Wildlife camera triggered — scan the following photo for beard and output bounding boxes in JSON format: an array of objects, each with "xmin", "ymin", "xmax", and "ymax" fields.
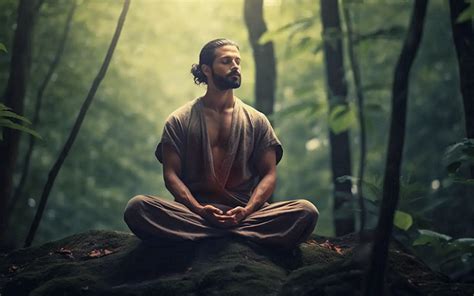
[{"xmin": 211, "ymin": 69, "xmax": 241, "ymax": 90}]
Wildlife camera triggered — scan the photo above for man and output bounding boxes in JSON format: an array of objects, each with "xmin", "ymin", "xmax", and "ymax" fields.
[{"xmin": 124, "ymin": 38, "xmax": 318, "ymax": 249}]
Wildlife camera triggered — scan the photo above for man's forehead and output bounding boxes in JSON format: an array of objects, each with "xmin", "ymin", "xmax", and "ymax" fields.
[{"xmin": 215, "ymin": 45, "xmax": 240, "ymax": 58}]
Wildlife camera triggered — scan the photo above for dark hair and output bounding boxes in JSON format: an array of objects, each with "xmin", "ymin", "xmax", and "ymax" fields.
[{"xmin": 191, "ymin": 38, "xmax": 240, "ymax": 85}]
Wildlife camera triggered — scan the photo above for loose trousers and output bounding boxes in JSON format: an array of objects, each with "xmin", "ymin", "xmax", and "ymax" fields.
[{"xmin": 124, "ymin": 195, "xmax": 319, "ymax": 249}]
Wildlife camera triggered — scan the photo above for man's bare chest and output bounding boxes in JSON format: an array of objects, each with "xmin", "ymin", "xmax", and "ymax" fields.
[{"xmin": 203, "ymin": 109, "xmax": 233, "ymax": 148}]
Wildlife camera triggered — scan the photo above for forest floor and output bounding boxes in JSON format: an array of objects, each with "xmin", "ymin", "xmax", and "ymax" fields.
[{"xmin": 0, "ymin": 230, "xmax": 473, "ymax": 296}]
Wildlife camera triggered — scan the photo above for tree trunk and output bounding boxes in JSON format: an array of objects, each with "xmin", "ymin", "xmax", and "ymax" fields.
[
  {"xmin": 342, "ymin": 1, "xmax": 367, "ymax": 236},
  {"xmin": 24, "ymin": 0, "xmax": 131, "ymax": 247},
  {"xmin": 7, "ymin": 1, "xmax": 77, "ymax": 231},
  {"xmin": 364, "ymin": 1, "xmax": 428, "ymax": 295},
  {"xmin": 243, "ymin": 0, "xmax": 277, "ymax": 119},
  {"xmin": 0, "ymin": 0, "xmax": 38, "ymax": 243},
  {"xmin": 320, "ymin": 0, "xmax": 355, "ymax": 236},
  {"xmin": 449, "ymin": 0, "xmax": 474, "ymax": 179}
]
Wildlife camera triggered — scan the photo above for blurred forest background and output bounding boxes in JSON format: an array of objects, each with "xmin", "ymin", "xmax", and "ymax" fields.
[{"xmin": 0, "ymin": 0, "xmax": 473, "ymax": 280}]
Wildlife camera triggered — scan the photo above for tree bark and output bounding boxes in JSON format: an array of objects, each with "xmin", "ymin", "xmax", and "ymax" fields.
[
  {"xmin": 7, "ymin": 1, "xmax": 77, "ymax": 230},
  {"xmin": 24, "ymin": 0, "xmax": 131, "ymax": 247},
  {"xmin": 449, "ymin": 0, "xmax": 474, "ymax": 179},
  {"xmin": 342, "ymin": 1, "xmax": 367, "ymax": 235},
  {"xmin": 243, "ymin": 0, "xmax": 277, "ymax": 119},
  {"xmin": 364, "ymin": 1, "xmax": 428, "ymax": 295},
  {"xmin": 0, "ymin": 0, "xmax": 38, "ymax": 243},
  {"xmin": 320, "ymin": 0, "xmax": 355, "ymax": 236}
]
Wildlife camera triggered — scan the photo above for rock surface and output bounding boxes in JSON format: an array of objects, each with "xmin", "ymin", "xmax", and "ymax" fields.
[{"xmin": 0, "ymin": 230, "xmax": 472, "ymax": 296}]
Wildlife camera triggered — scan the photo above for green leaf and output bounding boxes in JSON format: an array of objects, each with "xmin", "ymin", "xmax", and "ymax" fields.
[
  {"xmin": 0, "ymin": 42, "xmax": 6, "ymax": 53},
  {"xmin": 394, "ymin": 210, "xmax": 413, "ymax": 230},
  {"xmin": 0, "ymin": 103, "xmax": 12, "ymax": 111},
  {"xmin": 457, "ymin": 2, "xmax": 474, "ymax": 23},
  {"xmin": 413, "ymin": 229, "xmax": 452, "ymax": 246},
  {"xmin": 329, "ymin": 104, "xmax": 356, "ymax": 134},
  {"xmin": 0, "ymin": 110, "xmax": 32, "ymax": 124},
  {"xmin": 451, "ymin": 177, "xmax": 474, "ymax": 186},
  {"xmin": 0, "ymin": 120, "xmax": 42, "ymax": 139}
]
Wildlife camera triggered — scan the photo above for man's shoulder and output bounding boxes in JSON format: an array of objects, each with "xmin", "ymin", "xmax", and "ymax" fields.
[
  {"xmin": 237, "ymin": 98, "xmax": 268, "ymax": 122},
  {"xmin": 166, "ymin": 97, "xmax": 200, "ymax": 122}
]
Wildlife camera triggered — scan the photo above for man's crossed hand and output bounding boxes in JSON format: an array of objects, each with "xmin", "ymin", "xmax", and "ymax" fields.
[{"xmin": 198, "ymin": 205, "xmax": 249, "ymax": 228}]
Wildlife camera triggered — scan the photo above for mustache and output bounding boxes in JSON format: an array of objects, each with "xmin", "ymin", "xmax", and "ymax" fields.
[{"xmin": 227, "ymin": 71, "xmax": 241, "ymax": 77}]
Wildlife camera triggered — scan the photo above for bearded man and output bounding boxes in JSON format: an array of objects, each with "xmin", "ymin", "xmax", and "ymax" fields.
[{"xmin": 124, "ymin": 38, "xmax": 318, "ymax": 249}]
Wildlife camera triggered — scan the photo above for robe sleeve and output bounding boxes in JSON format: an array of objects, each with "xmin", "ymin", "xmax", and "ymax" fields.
[
  {"xmin": 255, "ymin": 114, "xmax": 283, "ymax": 165},
  {"xmin": 155, "ymin": 115, "xmax": 185, "ymax": 164}
]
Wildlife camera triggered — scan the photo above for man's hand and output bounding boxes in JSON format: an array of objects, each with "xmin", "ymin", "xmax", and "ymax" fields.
[
  {"xmin": 225, "ymin": 206, "xmax": 249, "ymax": 225},
  {"xmin": 198, "ymin": 205, "xmax": 236, "ymax": 228}
]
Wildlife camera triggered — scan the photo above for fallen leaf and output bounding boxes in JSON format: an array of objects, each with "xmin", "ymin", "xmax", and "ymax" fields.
[
  {"xmin": 87, "ymin": 248, "xmax": 115, "ymax": 259},
  {"xmin": 57, "ymin": 247, "xmax": 72, "ymax": 255},
  {"xmin": 55, "ymin": 247, "xmax": 74, "ymax": 259},
  {"xmin": 88, "ymin": 249, "xmax": 102, "ymax": 258},
  {"xmin": 8, "ymin": 265, "xmax": 18, "ymax": 273},
  {"xmin": 319, "ymin": 240, "xmax": 344, "ymax": 255}
]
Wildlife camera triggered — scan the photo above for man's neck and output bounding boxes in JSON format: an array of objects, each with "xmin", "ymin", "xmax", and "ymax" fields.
[{"xmin": 202, "ymin": 87, "xmax": 235, "ymax": 113}]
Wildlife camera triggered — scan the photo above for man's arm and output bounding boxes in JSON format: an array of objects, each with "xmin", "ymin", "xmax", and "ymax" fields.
[
  {"xmin": 245, "ymin": 147, "xmax": 277, "ymax": 213},
  {"xmin": 162, "ymin": 143, "xmax": 204, "ymax": 215}
]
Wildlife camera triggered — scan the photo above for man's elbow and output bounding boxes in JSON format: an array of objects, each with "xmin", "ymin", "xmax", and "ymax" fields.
[{"xmin": 163, "ymin": 172, "xmax": 177, "ymax": 190}]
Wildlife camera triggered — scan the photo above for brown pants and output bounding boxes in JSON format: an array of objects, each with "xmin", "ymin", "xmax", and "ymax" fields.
[{"xmin": 123, "ymin": 195, "xmax": 319, "ymax": 249}]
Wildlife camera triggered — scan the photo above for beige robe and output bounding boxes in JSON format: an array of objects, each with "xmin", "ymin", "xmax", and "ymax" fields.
[{"xmin": 155, "ymin": 97, "xmax": 283, "ymax": 207}]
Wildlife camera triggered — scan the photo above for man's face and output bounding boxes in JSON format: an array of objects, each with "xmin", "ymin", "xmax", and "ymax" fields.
[{"xmin": 209, "ymin": 45, "xmax": 241, "ymax": 90}]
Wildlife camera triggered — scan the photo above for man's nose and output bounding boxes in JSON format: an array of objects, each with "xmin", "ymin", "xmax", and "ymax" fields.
[{"xmin": 231, "ymin": 60, "xmax": 240, "ymax": 70}]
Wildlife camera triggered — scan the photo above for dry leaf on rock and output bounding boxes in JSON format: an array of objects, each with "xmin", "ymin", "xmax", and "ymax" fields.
[
  {"xmin": 319, "ymin": 240, "xmax": 344, "ymax": 255},
  {"xmin": 87, "ymin": 248, "xmax": 114, "ymax": 259},
  {"xmin": 55, "ymin": 247, "xmax": 74, "ymax": 259}
]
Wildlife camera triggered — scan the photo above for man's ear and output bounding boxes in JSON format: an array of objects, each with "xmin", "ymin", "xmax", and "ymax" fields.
[{"xmin": 202, "ymin": 64, "xmax": 212, "ymax": 80}]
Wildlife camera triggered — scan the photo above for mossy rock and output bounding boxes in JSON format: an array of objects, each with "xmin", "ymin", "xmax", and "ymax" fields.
[{"xmin": 0, "ymin": 230, "xmax": 472, "ymax": 295}]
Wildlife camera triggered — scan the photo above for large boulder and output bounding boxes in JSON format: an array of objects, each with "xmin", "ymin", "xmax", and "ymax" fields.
[{"xmin": 0, "ymin": 230, "xmax": 472, "ymax": 296}]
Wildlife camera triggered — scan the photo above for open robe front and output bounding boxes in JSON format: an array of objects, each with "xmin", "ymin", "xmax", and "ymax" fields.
[{"xmin": 155, "ymin": 97, "xmax": 283, "ymax": 207}]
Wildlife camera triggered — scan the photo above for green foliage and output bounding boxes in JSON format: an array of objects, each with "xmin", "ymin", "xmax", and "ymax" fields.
[
  {"xmin": 411, "ymin": 229, "xmax": 474, "ymax": 280},
  {"xmin": 457, "ymin": 1, "xmax": 474, "ymax": 23},
  {"xmin": 328, "ymin": 103, "xmax": 357, "ymax": 134},
  {"xmin": 0, "ymin": 103, "xmax": 41, "ymax": 141},
  {"xmin": 443, "ymin": 138, "xmax": 474, "ymax": 185},
  {"xmin": 413, "ymin": 229, "xmax": 452, "ymax": 246},
  {"xmin": 0, "ymin": 42, "xmax": 6, "ymax": 53},
  {"xmin": 393, "ymin": 210, "xmax": 413, "ymax": 231}
]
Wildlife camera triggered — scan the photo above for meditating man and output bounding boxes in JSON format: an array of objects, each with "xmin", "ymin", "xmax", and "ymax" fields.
[{"xmin": 124, "ymin": 38, "xmax": 318, "ymax": 248}]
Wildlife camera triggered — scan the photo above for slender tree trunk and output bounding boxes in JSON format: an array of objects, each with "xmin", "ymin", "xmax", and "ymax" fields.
[
  {"xmin": 24, "ymin": 0, "xmax": 131, "ymax": 247},
  {"xmin": 320, "ymin": 0, "xmax": 355, "ymax": 236},
  {"xmin": 342, "ymin": 1, "xmax": 367, "ymax": 235},
  {"xmin": 0, "ymin": 0, "xmax": 38, "ymax": 243},
  {"xmin": 449, "ymin": 0, "xmax": 474, "ymax": 179},
  {"xmin": 364, "ymin": 1, "xmax": 428, "ymax": 295},
  {"xmin": 243, "ymin": 0, "xmax": 277, "ymax": 119},
  {"xmin": 7, "ymin": 1, "xmax": 77, "ymax": 229}
]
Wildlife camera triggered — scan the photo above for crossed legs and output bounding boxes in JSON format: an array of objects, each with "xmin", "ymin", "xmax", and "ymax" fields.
[{"xmin": 124, "ymin": 195, "xmax": 319, "ymax": 249}]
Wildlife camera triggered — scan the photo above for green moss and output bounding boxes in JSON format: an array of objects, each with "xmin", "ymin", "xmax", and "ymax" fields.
[{"xmin": 1, "ymin": 230, "xmax": 472, "ymax": 296}]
